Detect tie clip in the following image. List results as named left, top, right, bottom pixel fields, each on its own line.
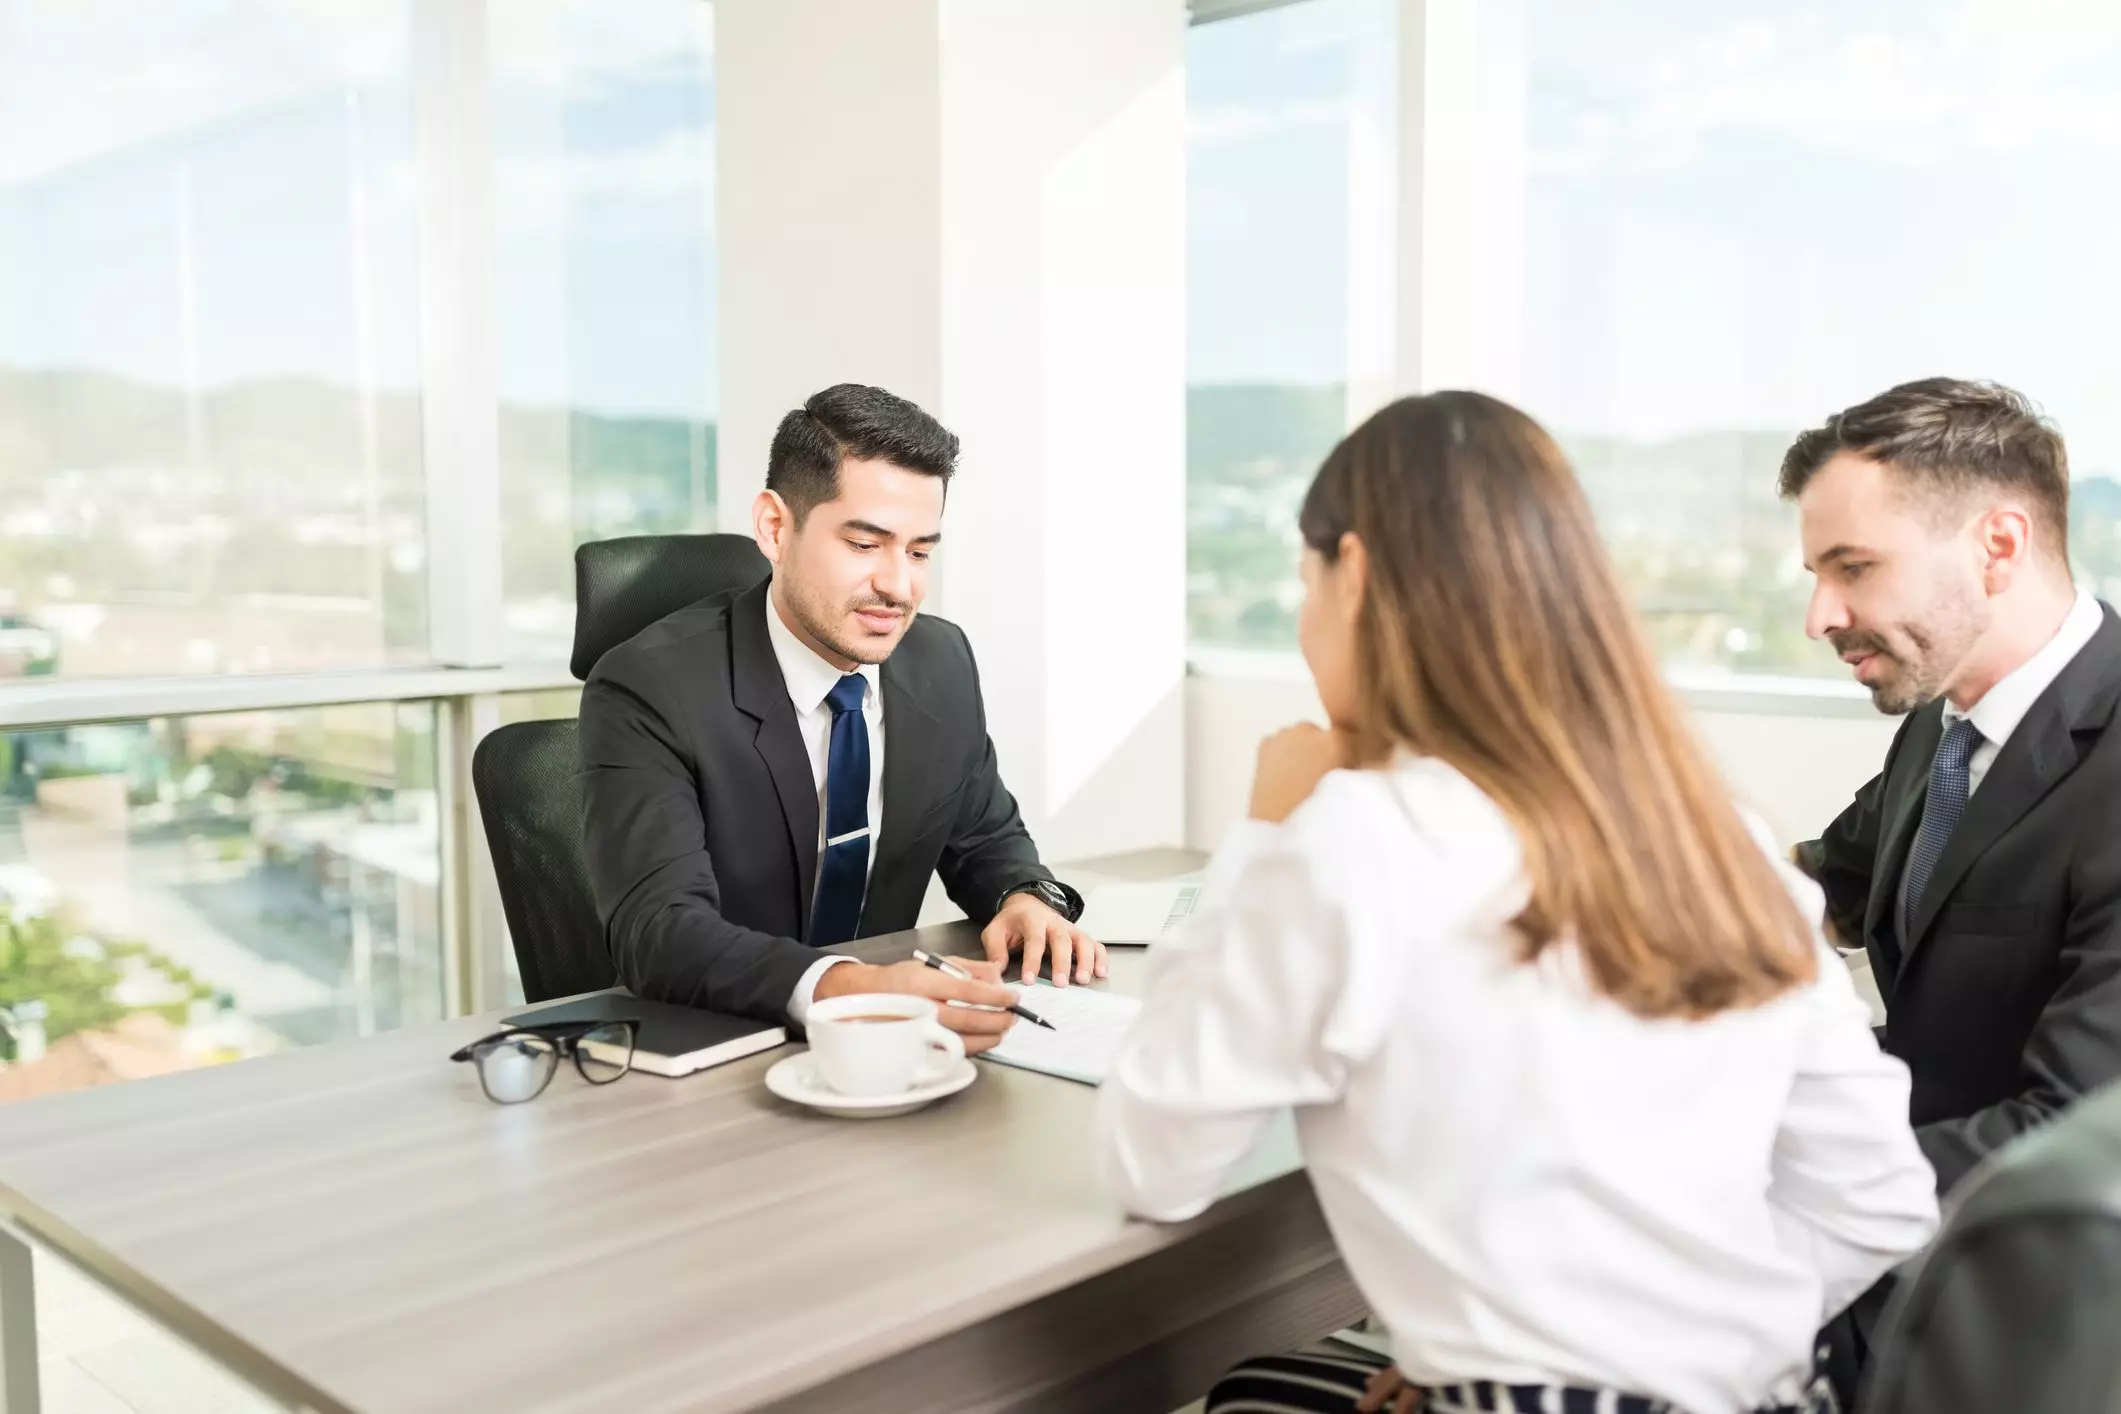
left=826, top=827, right=872, bottom=847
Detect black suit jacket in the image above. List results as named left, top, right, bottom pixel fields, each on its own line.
left=578, top=577, right=1071, bottom=1022
left=1799, top=603, right=2121, bottom=1194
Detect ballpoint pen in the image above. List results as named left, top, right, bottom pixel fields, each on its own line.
left=912, top=949, right=1058, bottom=1031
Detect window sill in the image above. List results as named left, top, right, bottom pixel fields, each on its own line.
left=1187, top=648, right=1884, bottom=721
left=0, top=662, right=581, bottom=730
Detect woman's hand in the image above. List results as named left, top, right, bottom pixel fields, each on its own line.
left=1248, top=723, right=1355, bottom=824
left=1355, top=1362, right=1420, bottom=1413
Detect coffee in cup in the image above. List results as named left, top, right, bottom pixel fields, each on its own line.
left=805, top=994, right=965, bottom=1098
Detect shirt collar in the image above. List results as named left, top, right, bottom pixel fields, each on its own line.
left=1945, top=587, right=2102, bottom=747
left=763, top=589, right=879, bottom=714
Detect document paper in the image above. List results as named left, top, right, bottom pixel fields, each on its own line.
left=980, top=982, right=1141, bottom=1085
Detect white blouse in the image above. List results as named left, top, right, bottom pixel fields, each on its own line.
left=1096, top=755, right=1938, bottom=1414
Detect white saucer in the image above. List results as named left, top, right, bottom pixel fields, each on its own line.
left=763, top=1050, right=978, bottom=1118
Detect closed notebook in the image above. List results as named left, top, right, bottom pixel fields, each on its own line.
left=503, top=994, right=787, bottom=1078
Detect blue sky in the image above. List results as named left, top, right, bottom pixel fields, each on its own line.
left=1, top=0, right=2116, bottom=471
left=0, top=0, right=715, bottom=420
left=1190, top=0, right=2121, bottom=472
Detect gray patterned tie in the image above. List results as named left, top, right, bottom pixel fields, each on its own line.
left=1902, top=716, right=1983, bottom=925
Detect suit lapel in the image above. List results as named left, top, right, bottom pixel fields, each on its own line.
left=1866, top=728, right=1932, bottom=992
left=1901, top=605, right=2121, bottom=966
left=871, top=648, right=946, bottom=926
left=1901, top=702, right=2073, bottom=962
left=729, top=578, right=821, bottom=939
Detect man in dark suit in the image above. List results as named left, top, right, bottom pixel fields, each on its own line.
left=1784, top=378, right=2121, bottom=1399
left=580, top=384, right=1105, bottom=1043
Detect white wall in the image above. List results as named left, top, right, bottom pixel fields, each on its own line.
left=716, top=0, right=1189, bottom=865
left=715, top=0, right=946, bottom=508
left=934, top=0, right=1189, bottom=865
left=1186, top=672, right=1899, bottom=854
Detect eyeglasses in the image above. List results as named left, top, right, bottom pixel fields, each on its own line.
left=450, top=1020, right=638, bottom=1104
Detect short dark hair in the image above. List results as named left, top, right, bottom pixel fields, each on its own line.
left=1778, top=377, right=2071, bottom=557
left=766, top=383, right=959, bottom=523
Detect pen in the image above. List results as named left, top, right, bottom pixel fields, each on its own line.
left=912, top=949, right=1058, bottom=1031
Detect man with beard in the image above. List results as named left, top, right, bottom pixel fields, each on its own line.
left=580, top=384, right=1103, bottom=1042
left=1784, top=377, right=2121, bottom=1398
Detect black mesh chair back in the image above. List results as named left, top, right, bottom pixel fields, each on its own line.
left=1865, top=1078, right=2121, bottom=1414
left=477, top=532, right=773, bottom=1003
left=472, top=719, right=612, bottom=1002
left=569, top=533, right=770, bottom=681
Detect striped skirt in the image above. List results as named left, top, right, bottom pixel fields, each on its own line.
left=1204, top=1343, right=1840, bottom=1414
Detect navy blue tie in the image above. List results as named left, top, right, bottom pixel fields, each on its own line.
left=809, top=674, right=871, bottom=946
left=1902, top=717, right=1983, bottom=927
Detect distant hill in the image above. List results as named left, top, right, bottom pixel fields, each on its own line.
left=0, top=364, right=711, bottom=523
left=2074, top=474, right=2121, bottom=519
left=1187, top=383, right=1345, bottom=483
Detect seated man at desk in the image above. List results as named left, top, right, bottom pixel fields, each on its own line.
left=580, top=383, right=1103, bottom=1046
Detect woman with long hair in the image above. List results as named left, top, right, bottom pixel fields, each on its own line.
left=1097, top=392, right=1936, bottom=1414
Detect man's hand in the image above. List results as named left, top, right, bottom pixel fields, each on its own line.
left=812, top=956, right=1018, bottom=1055
left=1248, top=722, right=1354, bottom=824
left=1356, top=1363, right=1420, bottom=1414
left=982, top=891, right=1107, bottom=988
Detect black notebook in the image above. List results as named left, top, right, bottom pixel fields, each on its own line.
left=503, top=994, right=787, bottom=1078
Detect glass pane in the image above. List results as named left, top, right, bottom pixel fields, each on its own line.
left=0, top=702, right=443, bottom=1102
left=499, top=687, right=582, bottom=726
left=491, top=1, right=718, bottom=662
left=1522, top=0, right=2121, bottom=679
left=1186, top=0, right=1389, bottom=651
left=0, top=2, right=427, bottom=679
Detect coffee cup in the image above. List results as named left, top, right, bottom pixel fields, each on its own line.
left=805, top=994, right=965, bottom=1098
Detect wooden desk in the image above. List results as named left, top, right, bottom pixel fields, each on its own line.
left=0, top=922, right=1360, bottom=1414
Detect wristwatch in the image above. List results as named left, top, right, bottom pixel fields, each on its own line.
left=998, top=878, right=1084, bottom=923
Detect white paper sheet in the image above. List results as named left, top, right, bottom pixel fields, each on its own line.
left=980, top=982, right=1142, bottom=1085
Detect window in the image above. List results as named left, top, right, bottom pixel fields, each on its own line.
left=1522, top=0, right=2121, bottom=679
left=1188, top=1, right=2121, bottom=678
left=499, top=687, right=582, bottom=726
left=0, top=2, right=427, bottom=680
left=0, top=3, right=722, bottom=1099
left=0, top=703, right=441, bottom=1100
left=491, top=1, right=719, bottom=661
left=1186, top=0, right=1390, bottom=650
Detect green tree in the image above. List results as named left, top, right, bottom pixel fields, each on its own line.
left=0, top=909, right=212, bottom=1051
left=0, top=909, right=128, bottom=1046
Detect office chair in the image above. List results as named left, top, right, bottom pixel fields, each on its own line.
left=1864, top=1078, right=2121, bottom=1414
left=570, top=533, right=770, bottom=681
left=475, top=533, right=771, bottom=1002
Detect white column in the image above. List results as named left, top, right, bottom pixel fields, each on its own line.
left=718, top=0, right=1189, bottom=861
left=1394, top=0, right=1526, bottom=400
left=412, top=0, right=504, bottom=667
left=715, top=0, right=946, bottom=528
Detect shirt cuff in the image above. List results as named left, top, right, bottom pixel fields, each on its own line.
left=787, top=955, right=857, bottom=1027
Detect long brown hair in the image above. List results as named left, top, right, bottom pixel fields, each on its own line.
left=1301, top=392, right=1816, bottom=1018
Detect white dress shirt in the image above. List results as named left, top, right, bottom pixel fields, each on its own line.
left=1947, top=587, right=2101, bottom=795
left=1096, top=755, right=1939, bottom=1414
left=764, top=594, right=883, bottom=1023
